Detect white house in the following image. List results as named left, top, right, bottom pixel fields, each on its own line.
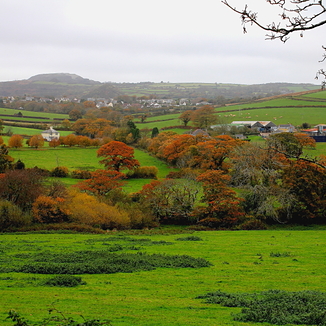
left=41, top=127, right=60, bottom=141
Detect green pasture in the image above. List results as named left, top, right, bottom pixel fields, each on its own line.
left=8, top=147, right=175, bottom=192
left=218, top=106, right=326, bottom=126
left=1, top=128, right=72, bottom=139
left=1, top=229, right=326, bottom=325
left=0, top=107, right=69, bottom=120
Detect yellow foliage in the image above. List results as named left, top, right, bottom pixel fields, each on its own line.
left=65, top=189, right=131, bottom=229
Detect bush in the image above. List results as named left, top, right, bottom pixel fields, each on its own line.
left=197, top=289, right=326, bottom=325
left=42, top=275, right=85, bottom=287
left=176, top=236, right=203, bottom=241
left=17, top=251, right=213, bottom=274
left=66, top=189, right=131, bottom=230
left=51, top=166, right=69, bottom=177
left=0, top=200, right=31, bottom=230
left=71, top=169, right=92, bottom=179
left=126, top=166, right=158, bottom=179
left=238, top=218, right=268, bottom=230
left=32, top=196, right=70, bottom=224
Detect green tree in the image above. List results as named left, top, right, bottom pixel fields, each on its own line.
left=0, top=144, right=14, bottom=173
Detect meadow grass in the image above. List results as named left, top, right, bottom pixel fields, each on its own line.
left=0, top=107, right=69, bottom=120
left=1, top=229, right=326, bottom=325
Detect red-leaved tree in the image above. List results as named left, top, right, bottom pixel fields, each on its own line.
left=97, top=141, right=140, bottom=172
left=194, top=170, right=245, bottom=228
left=74, top=169, right=125, bottom=196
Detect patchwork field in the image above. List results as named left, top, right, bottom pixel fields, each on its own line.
left=1, top=228, right=326, bottom=325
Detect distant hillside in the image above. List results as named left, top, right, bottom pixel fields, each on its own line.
left=28, top=73, right=101, bottom=85
left=0, top=73, right=320, bottom=100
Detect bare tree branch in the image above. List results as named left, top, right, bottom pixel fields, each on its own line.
left=222, top=0, right=326, bottom=42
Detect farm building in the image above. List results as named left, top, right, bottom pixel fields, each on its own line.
left=41, top=127, right=60, bottom=141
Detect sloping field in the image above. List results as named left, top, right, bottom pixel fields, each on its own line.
left=217, top=90, right=326, bottom=125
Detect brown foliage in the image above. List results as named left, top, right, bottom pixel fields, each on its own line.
left=8, top=134, right=23, bottom=148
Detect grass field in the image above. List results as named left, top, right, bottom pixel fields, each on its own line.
left=219, top=91, right=326, bottom=126
left=1, top=228, right=326, bottom=325
left=0, top=107, right=69, bottom=120
left=8, top=146, right=176, bottom=192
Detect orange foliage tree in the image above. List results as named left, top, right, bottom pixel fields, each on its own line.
left=32, top=196, right=70, bottom=223
left=190, top=135, right=243, bottom=170
left=49, top=138, right=61, bottom=148
left=8, top=135, right=24, bottom=148
left=195, top=170, right=245, bottom=228
left=147, top=131, right=178, bottom=158
left=74, top=169, right=125, bottom=196
left=29, top=134, right=44, bottom=148
left=97, top=141, right=140, bottom=172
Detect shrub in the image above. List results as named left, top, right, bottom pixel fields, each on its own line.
left=126, top=166, right=158, bottom=179
left=42, top=275, right=86, bottom=287
left=197, top=289, right=326, bottom=325
left=0, top=169, right=45, bottom=210
left=32, top=196, right=70, bottom=224
left=0, top=200, right=31, bottom=230
left=51, top=166, right=69, bottom=177
left=17, top=251, right=213, bottom=274
left=238, top=218, right=268, bottom=230
left=66, top=189, right=131, bottom=230
left=176, top=236, right=203, bottom=241
left=71, top=169, right=92, bottom=179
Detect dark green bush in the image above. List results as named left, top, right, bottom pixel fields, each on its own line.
left=71, top=169, right=92, bottom=179
left=7, top=308, right=112, bottom=325
left=42, top=275, right=86, bottom=287
left=50, top=166, right=69, bottom=178
left=197, top=289, right=326, bottom=325
left=17, top=251, right=212, bottom=274
left=176, top=236, right=203, bottom=241
left=126, top=166, right=158, bottom=179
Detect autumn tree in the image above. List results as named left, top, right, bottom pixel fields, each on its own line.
left=75, top=169, right=125, bottom=196
left=179, top=110, right=193, bottom=126
left=189, top=135, right=243, bottom=171
left=29, top=134, right=44, bottom=149
left=162, top=134, right=200, bottom=166
left=0, top=169, right=45, bottom=210
left=61, top=119, right=71, bottom=129
left=32, top=196, right=70, bottom=224
left=194, top=170, right=245, bottom=228
left=0, top=144, right=14, bottom=173
left=97, top=141, right=140, bottom=172
left=191, top=105, right=217, bottom=129
left=62, top=134, right=77, bottom=147
left=8, top=134, right=23, bottom=148
left=69, top=109, right=82, bottom=121
left=49, top=138, right=61, bottom=148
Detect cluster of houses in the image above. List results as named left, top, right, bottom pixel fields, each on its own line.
left=225, top=121, right=326, bottom=142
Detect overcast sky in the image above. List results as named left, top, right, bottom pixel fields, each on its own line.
left=0, top=0, right=324, bottom=84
